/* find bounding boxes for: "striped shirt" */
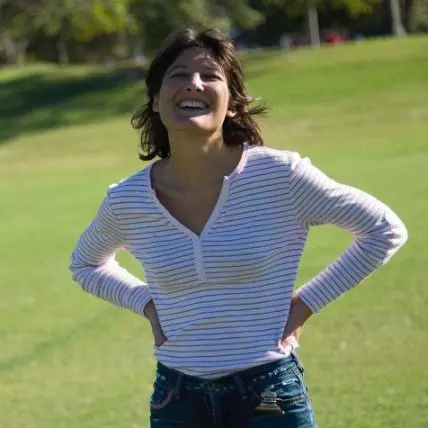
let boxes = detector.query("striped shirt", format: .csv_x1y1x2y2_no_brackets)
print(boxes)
69,144,408,379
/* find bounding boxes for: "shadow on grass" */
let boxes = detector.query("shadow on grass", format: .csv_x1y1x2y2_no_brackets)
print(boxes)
0,66,146,145
0,309,114,373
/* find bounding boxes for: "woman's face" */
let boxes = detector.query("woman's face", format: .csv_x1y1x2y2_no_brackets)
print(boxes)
154,47,234,136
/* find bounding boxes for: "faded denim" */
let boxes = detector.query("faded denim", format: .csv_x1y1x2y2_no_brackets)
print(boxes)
150,353,317,428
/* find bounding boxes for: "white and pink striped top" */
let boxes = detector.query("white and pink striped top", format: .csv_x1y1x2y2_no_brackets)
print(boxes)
70,144,407,379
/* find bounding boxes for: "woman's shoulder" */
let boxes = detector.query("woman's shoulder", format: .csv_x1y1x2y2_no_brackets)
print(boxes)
106,164,151,198
246,144,302,169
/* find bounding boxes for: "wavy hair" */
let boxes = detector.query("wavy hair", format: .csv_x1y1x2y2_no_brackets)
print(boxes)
131,27,267,161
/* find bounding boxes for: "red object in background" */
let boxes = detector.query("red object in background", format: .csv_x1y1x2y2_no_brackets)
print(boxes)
324,31,345,45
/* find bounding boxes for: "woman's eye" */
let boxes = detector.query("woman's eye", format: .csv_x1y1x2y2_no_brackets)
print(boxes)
168,72,221,80
203,74,220,80
170,72,187,78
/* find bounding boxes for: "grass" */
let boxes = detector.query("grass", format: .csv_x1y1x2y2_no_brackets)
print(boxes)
1,35,427,427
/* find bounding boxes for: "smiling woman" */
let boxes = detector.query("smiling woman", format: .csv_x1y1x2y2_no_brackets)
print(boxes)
153,47,233,135
69,27,408,428
131,28,266,161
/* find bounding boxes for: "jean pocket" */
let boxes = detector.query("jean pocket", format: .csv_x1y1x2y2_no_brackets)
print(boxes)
150,377,174,411
252,367,306,411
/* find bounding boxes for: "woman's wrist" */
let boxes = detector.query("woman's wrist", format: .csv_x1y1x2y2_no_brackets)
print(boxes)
143,300,155,318
144,300,161,329
291,294,313,324
282,294,314,341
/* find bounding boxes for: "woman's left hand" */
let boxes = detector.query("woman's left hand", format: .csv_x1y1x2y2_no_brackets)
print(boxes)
280,294,313,347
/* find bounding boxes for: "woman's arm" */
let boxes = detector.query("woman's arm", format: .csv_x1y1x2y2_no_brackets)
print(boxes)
288,153,408,313
69,189,152,315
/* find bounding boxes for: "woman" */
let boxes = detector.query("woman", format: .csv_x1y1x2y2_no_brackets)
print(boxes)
69,28,408,428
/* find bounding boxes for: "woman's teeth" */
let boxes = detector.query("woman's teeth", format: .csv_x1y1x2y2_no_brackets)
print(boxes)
177,100,208,110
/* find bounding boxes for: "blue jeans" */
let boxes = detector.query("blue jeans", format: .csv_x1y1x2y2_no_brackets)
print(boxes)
150,353,317,428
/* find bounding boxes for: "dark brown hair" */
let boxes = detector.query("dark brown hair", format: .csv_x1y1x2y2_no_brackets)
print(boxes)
131,27,267,161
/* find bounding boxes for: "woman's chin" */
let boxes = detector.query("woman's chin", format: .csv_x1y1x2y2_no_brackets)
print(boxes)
172,116,216,132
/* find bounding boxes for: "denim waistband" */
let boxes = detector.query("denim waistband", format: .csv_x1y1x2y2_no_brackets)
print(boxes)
156,353,303,397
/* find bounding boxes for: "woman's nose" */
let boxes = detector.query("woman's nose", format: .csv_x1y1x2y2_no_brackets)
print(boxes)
185,73,203,92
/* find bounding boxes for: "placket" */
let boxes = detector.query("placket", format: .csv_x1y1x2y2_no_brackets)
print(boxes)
192,237,207,282
192,179,231,283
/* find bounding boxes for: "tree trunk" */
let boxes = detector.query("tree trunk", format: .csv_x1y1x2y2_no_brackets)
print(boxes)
306,0,320,46
389,0,407,36
403,0,415,31
57,19,70,64
0,32,27,65
15,39,28,65
0,31,18,64
57,38,70,64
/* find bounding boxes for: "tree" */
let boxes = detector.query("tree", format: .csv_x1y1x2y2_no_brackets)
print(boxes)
215,0,264,29
410,0,428,32
0,0,43,64
389,0,406,35
1,0,266,64
38,0,135,63
0,0,136,64
131,0,264,54
306,0,320,46
403,0,415,30
266,0,382,46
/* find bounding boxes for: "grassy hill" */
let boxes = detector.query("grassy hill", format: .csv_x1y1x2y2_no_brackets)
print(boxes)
1,36,427,427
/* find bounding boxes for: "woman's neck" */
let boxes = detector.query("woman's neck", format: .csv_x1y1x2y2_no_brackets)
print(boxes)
162,131,242,190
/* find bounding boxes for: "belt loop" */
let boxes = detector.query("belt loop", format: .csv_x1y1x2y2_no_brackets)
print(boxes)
291,351,304,374
233,376,248,399
291,350,297,363
173,372,184,399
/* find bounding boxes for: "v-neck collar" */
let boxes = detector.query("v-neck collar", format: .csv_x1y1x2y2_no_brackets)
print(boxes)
148,143,248,240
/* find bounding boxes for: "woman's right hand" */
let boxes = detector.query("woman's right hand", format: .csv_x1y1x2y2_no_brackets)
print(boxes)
144,300,167,347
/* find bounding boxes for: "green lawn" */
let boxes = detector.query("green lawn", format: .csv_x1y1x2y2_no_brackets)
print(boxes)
1,36,427,428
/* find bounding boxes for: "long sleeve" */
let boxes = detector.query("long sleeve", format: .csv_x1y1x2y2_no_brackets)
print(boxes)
288,153,408,313
69,189,152,315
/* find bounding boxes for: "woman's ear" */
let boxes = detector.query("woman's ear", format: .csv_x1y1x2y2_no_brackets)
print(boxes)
153,95,159,113
226,100,237,118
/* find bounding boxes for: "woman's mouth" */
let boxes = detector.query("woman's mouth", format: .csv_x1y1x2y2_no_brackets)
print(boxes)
176,100,209,111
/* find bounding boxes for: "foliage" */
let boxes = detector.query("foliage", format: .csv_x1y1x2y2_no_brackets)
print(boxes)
39,0,136,42
265,0,382,18
0,0,426,63
0,0,137,63
131,0,264,53
0,0,265,62
0,0,42,63
411,0,428,31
